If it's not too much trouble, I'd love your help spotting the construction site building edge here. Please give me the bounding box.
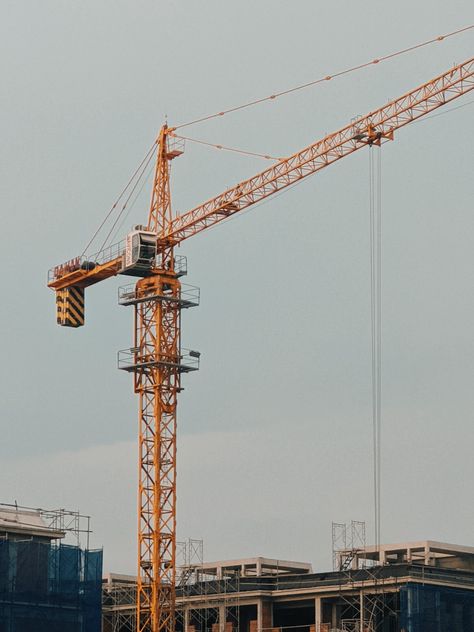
[2,505,474,631]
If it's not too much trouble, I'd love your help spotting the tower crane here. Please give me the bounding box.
[48,58,473,632]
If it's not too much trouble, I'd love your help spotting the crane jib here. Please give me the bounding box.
[166,58,474,245]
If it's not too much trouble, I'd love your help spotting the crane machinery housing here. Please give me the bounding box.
[48,57,474,632]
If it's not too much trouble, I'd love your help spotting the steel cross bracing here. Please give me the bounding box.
[132,273,181,632]
[47,57,474,632]
[132,131,182,632]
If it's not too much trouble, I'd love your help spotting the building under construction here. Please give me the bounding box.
[0,503,102,632]
[103,537,474,632]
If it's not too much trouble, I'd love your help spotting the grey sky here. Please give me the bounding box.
[1,1,473,574]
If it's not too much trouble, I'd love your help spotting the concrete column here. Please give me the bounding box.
[424,545,430,566]
[219,604,226,632]
[257,600,272,632]
[184,607,190,632]
[314,597,322,630]
[331,603,337,628]
[257,599,263,632]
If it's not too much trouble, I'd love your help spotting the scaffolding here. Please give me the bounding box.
[331,521,398,632]
[177,539,240,632]
[0,503,102,632]
[0,502,92,548]
[103,577,137,632]
[103,539,241,632]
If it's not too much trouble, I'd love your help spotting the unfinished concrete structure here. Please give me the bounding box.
[334,540,474,572]
[103,541,474,632]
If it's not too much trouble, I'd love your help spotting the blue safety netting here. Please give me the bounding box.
[400,581,474,631]
[0,539,102,632]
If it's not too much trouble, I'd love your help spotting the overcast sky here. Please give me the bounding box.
[1,1,473,575]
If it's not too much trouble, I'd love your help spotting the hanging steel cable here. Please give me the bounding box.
[369,147,382,551]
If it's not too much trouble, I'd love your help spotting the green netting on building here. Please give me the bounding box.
[0,539,102,632]
[400,582,474,632]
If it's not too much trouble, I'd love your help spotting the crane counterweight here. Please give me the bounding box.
[56,287,85,327]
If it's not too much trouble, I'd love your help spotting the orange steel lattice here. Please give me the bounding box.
[133,273,181,632]
[135,129,182,632]
[47,57,474,632]
[117,128,186,632]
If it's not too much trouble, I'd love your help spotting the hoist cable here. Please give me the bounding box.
[376,147,382,553]
[369,146,382,551]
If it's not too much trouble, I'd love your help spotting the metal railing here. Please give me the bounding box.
[118,282,200,307]
[49,246,188,283]
[48,240,125,282]
[117,347,200,373]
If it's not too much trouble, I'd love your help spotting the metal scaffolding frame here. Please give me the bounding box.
[0,502,92,548]
[0,503,102,632]
[178,539,241,632]
[331,520,398,631]
[103,582,137,632]
[103,538,241,632]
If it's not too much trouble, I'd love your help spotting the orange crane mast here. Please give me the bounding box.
[48,58,473,632]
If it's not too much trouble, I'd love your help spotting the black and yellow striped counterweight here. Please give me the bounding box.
[56,287,85,327]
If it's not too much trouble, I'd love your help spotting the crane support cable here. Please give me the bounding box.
[167,58,474,245]
[108,159,157,245]
[98,146,158,253]
[174,97,474,177]
[174,25,473,130]
[81,140,158,257]
[170,132,282,161]
[410,97,474,124]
